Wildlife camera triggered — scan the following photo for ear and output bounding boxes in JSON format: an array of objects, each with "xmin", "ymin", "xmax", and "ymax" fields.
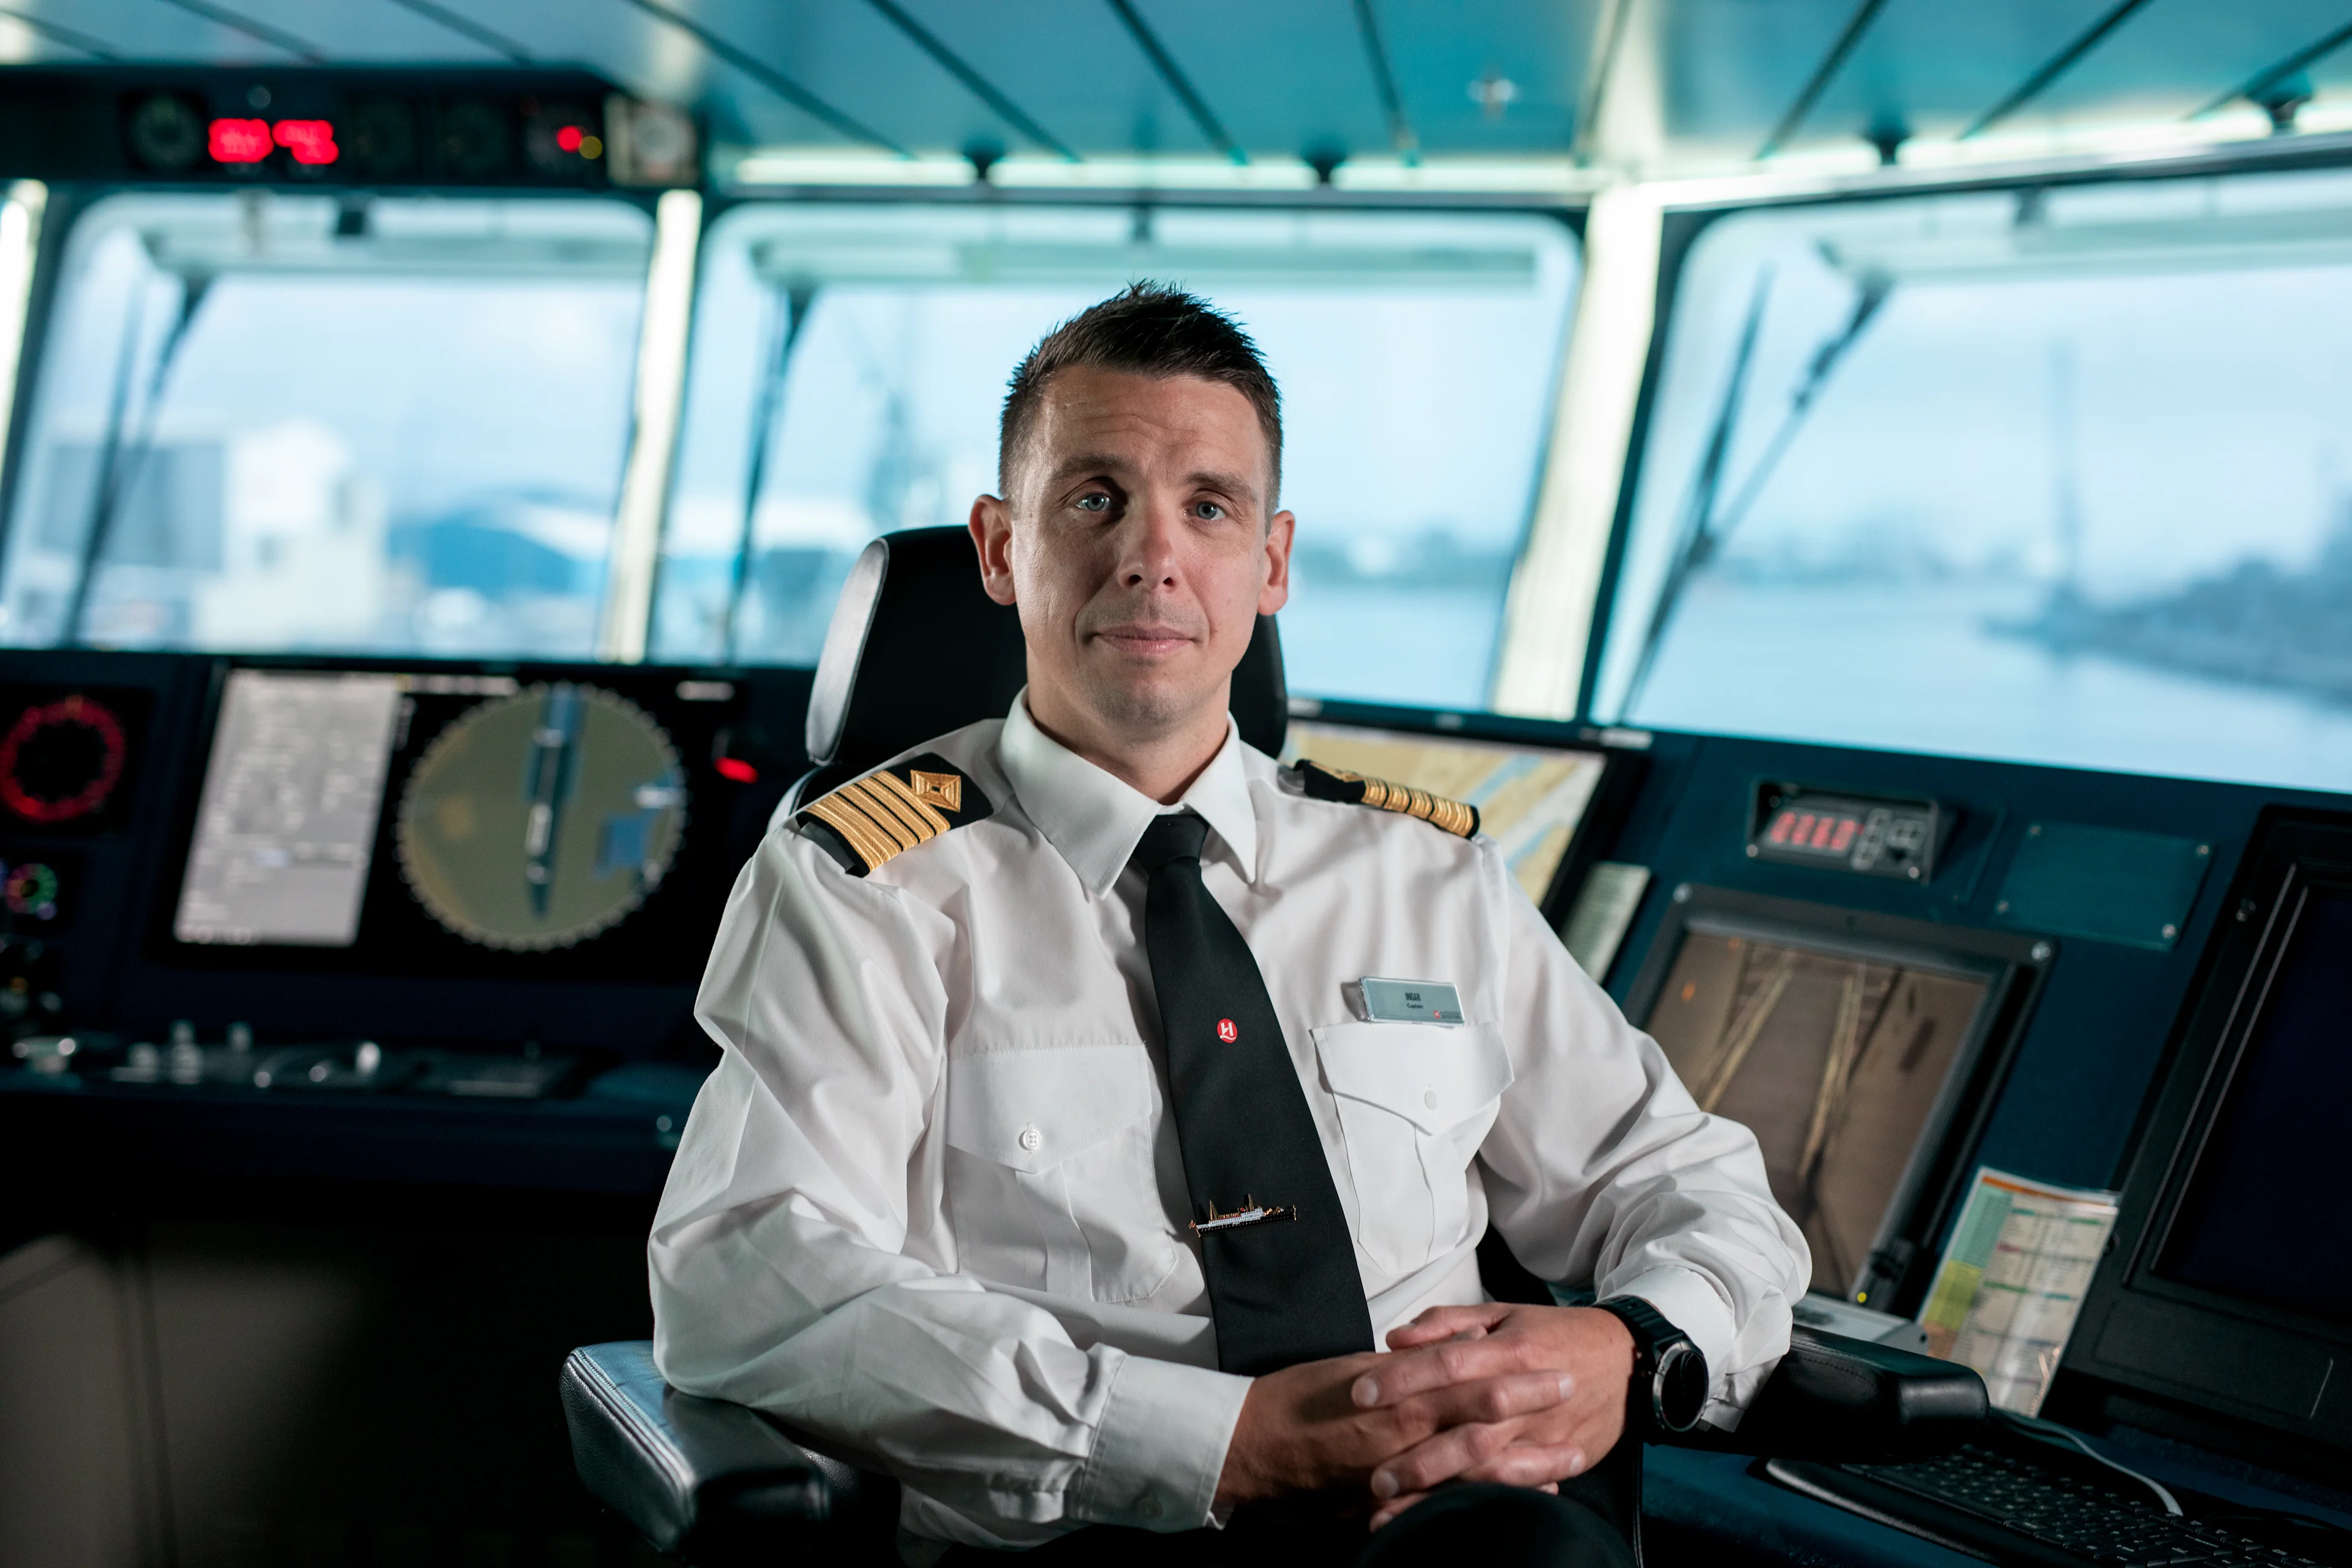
[
  {"xmin": 1257, "ymin": 509, "xmax": 1295, "ymax": 616},
  {"xmin": 971, "ymin": 494, "xmax": 1018, "ymax": 607}
]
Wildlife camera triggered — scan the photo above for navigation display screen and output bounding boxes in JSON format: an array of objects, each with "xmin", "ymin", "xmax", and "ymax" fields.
[
  {"xmin": 1643, "ymin": 926, "xmax": 1992, "ymax": 1298},
  {"xmin": 163, "ymin": 665, "xmax": 741, "ymax": 979},
  {"xmin": 1283, "ymin": 721, "xmax": 1609, "ymax": 907}
]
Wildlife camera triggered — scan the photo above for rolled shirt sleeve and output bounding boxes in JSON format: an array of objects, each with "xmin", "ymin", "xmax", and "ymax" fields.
[
  {"xmin": 1474, "ymin": 849, "xmax": 1812, "ymax": 1428},
  {"xmin": 649, "ymin": 830, "xmax": 1245, "ymax": 1544}
]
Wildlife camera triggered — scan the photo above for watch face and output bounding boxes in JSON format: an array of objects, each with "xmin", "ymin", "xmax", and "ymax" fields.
[{"xmin": 1655, "ymin": 1343, "xmax": 1709, "ymax": 1433}]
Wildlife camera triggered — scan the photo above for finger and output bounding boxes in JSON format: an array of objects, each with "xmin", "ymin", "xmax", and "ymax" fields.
[
  {"xmin": 1370, "ymin": 1417, "xmax": 1525, "ymax": 1501},
  {"xmin": 1394, "ymin": 1371, "xmax": 1577, "ymax": 1434},
  {"xmin": 1354, "ymin": 1329, "xmax": 1551, "ymax": 1407},
  {"xmin": 1384, "ymin": 1304, "xmax": 1508, "ymax": 1351},
  {"xmin": 1458, "ymin": 1441, "xmax": 1589, "ymax": 1489}
]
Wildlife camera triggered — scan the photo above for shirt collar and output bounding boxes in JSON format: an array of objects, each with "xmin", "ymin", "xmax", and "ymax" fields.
[{"xmin": 998, "ymin": 691, "xmax": 1261, "ymax": 897}]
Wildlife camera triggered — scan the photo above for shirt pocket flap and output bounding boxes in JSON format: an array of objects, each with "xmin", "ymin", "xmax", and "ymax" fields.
[
  {"xmin": 1313, "ymin": 1022, "xmax": 1513, "ymax": 1135},
  {"xmin": 945, "ymin": 1046, "xmax": 1155, "ymax": 1174}
]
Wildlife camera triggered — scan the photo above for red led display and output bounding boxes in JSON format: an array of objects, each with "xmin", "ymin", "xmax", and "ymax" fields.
[
  {"xmin": 207, "ymin": 117, "xmax": 339, "ymax": 167},
  {"xmin": 208, "ymin": 117, "xmax": 272, "ymax": 163},
  {"xmin": 273, "ymin": 119, "xmax": 338, "ymax": 165},
  {"xmin": 1766, "ymin": 807, "xmax": 1863, "ymax": 858},
  {"xmin": 557, "ymin": 124, "xmax": 584, "ymax": 153}
]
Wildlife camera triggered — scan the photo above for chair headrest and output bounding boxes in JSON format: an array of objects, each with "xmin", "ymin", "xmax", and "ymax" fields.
[{"xmin": 804, "ymin": 527, "xmax": 1288, "ymax": 790}]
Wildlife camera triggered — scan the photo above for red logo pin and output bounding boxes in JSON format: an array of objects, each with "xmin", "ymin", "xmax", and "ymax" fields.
[{"xmin": 1216, "ymin": 1019, "xmax": 1238, "ymax": 1042}]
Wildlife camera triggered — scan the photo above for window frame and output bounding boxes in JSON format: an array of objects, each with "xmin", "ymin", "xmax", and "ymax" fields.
[
  {"xmin": 1578, "ymin": 135, "xmax": 2352, "ymax": 726},
  {"xmin": 0, "ymin": 180, "xmax": 667, "ymax": 657},
  {"xmin": 655, "ymin": 181, "xmax": 1588, "ymax": 695}
]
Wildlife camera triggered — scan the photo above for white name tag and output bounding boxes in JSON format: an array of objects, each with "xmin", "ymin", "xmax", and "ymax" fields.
[{"xmin": 1355, "ymin": 976, "xmax": 1464, "ymax": 1025}]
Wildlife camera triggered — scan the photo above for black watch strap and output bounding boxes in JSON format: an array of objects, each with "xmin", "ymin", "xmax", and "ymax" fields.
[{"xmin": 1594, "ymin": 1295, "xmax": 1710, "ymax": 1436}]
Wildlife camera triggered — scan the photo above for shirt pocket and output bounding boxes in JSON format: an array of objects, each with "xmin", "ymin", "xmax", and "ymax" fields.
[
  {"xmin": 943, "ymin": 1045, "xmax": 1180, "ymax": 1304},
  {"xmin": 1312, "ymin": 1022, "xmax": 1515, "ymax": 1276}
]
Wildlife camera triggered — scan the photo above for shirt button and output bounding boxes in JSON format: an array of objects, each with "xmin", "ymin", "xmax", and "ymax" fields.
[
  {"xmin": 1422, "ymin": 1090, "xmax": 1439, "ymax": 1110},
  {"xmin": 1018, "ymin": 1125, "xmax": 1042, "ymax": 1152}
]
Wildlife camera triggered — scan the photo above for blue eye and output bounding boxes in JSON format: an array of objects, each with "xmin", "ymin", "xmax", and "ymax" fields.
[
  {"xmin": 1075, "ymin": 492, "xmax": 1110, "ymax": 513},
  {"xmin": 1194, "ymin": 502, "xmax": 1225, "ymax": 520}
]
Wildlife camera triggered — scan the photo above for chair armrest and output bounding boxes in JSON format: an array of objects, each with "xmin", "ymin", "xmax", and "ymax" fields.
[
  {"xmin": 560, "ymin": 1341, "xmax": 895, "ymax": 1564},
  {"xmin": 1662, "ymin": 1325, "xmax": 1989, "ymax": 1463}
]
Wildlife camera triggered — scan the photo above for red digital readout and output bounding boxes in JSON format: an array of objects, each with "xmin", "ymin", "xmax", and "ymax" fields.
[
  {"xmin": 273, "ymin": 119, "xmax": 338, "ymax": 165},
  {"xmin": 208, "ymin": 117, "xmax": 272, "ymax": 163},
  {"xmin": 207, "ymin": 117, "xmax": 339, "ymax": 167},
  {"xmin": 1766, "ymin": 808, "xmax": 1862, "ymax": 857}
]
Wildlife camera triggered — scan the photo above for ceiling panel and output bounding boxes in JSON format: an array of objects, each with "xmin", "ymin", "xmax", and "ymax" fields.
[
  {"xmin": 0, "ymin": 4, "xmax": 113, "ymax": 58},
  {"xmin": 448, "ymin": 0, "xmax": 869, "ymax": 146},
  {"xmin": 1658, "ymin": 0, "xmax": 1860, "ymax": 144},
  {"xmin": 1375, "ymin": 0, "xmax": 1598, "ymax": 153},
  {"xmin": 681, "ymin": 0, "xmax": 1063, "ymax": 156},
  {"xmin": 1129, "ymin": 0, "xmax": 1387, "ymax": 159},
  {"xmin": 887, "ymin": 0, "xmax": 1215, "ymax": 157},
  {"xmin": 15, "ymin": 0, "xmax": 311, "ymax": 61},
  {"xmin": 205, "ymin": 0, "xmax": 513, "ymax": 63},
  {"xmin": 1780, "ymin": 0, "xmax": 2140, "ymax": 151},
  {"xmin": 2030, "ymin": 0, "xmax": 2352, "ymax": 123}
]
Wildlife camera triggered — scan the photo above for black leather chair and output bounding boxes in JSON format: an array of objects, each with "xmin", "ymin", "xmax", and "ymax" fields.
[{"xmin": 564, "ymin": 526, "xmax": 1989, "ymax": 1564}]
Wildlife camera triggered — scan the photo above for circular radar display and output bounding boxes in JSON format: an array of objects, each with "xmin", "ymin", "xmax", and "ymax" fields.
[
  {"xmin": 396, "ymin": 684, "xmax": 688, "ymax": 951},
  {"xmin": 0, "ymin": 695, "xmax": 129, "ymax": 824}
]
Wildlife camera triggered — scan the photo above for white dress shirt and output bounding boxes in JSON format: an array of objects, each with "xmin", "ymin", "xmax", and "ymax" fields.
[{"xmin": 650, "ymin": 695, "xmax": 1808, "ymax": 1555}]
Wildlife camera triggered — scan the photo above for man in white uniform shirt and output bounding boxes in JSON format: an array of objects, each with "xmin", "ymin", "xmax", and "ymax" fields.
[{"xmin": 650, "ymin": 285, "xmax": 1808, "ymax": 1565}]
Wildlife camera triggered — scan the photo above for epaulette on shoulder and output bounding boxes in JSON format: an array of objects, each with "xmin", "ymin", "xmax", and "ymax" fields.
[
  {"xmin": 794, "ymin": 753, "xmax": 994, "ymax": 876},
  {"xmin": 1291, "ymin": 758, "xmax": 1479, "ymax": 839}
]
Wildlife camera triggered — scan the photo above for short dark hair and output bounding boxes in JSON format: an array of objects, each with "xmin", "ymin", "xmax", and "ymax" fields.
[{"xmin": 999, "ymin": 282, "xmax": 1283, "ymax": 505}]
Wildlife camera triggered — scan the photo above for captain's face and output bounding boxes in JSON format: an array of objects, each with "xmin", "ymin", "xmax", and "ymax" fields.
[{"xmin": 975, "ymin": 367, "xmax": 1293, "ymax": 738}]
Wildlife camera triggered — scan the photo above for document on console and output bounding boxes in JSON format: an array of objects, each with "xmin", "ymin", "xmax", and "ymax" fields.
[{"xmin": 1918, "ymin": 1166, "xmax": 2120, "ymax": 1417}]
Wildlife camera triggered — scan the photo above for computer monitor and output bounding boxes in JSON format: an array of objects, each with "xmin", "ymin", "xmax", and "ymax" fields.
[
  {"xmin": 2068, "ymin": 810, "xmax": 2352, "ymax": 1461},
  {"xmin": 1280, "ymin": 699, "xmax": 1641, "ymax": 922},
  {"xmin": 148, "ymin": 660, "xmax": 752, "ymax": 994},
  {"xmin": 1624, "ymin": 887, "xmax": 2049, "ymax": 1311}
]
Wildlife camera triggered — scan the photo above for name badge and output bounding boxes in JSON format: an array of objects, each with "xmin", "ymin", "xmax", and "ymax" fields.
[{"xmin": 1356, "ymin": 976, "xmax": 1464, "ymax": 1025}]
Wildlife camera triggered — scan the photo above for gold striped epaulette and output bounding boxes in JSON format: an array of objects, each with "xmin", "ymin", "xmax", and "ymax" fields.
[
  {"xmin": 1292, "ymin": 758, "xmax": 1479, "ymax": 839},
  {"xmin": 794, "ymin": 753, "xmax": 994, "ymax": 876}
]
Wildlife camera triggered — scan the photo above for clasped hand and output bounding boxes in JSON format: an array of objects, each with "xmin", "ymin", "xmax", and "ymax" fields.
[{"xmin": 1213, "ymin": 1303, "xmax": 1637, "ymax": 1529}]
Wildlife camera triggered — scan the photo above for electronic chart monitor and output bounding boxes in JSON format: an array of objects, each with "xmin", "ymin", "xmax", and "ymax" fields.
[
  {"xmin": 1626, "ymin": 888, "xmax": 2049, "ymax": 1311},
  {"xmin": 2070, "ymin": 810, "xmax": 2352, "ymax": 1457},
  {"xmin": 157, "ymin": 662, "xmax": 747, "ymax": 984},
  {"xmin": 1281, "ymin": 700, "xmax": 1637, "ymax": 922}
]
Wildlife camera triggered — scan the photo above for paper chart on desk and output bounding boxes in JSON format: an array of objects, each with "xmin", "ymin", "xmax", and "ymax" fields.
[{"xmin": 1918, "ymin": 1166, "xmax": 2120, "ymax": 1417}]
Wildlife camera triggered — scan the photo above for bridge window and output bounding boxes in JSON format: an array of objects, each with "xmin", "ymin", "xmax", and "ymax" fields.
[
  {"xmin": 653, "ymin": 203, "xmax": 1578, "ymax": 710},
  {"xmin": 0, "ymin": 192, "xmax": 652, "ymax": 658},
  {"xmin": 1593, "ymin": 168, "xmax": 2352, "ymax": 793}
]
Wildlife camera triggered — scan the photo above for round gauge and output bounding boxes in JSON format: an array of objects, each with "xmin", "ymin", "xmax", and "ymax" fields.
[
  {"xmin": 126, "ymin": 92, "xmax": 205, "ymax": 172},
  {"xmin": 0, "ymin": 695, "xmax": 129, "ymax": 825},
  {"xmin": 395, "ymin": 684, "xmax": 687, "ymax": 952},
  {"xmin": 4, "ymin": 862, "xmax": 59, "ymax": 922}
]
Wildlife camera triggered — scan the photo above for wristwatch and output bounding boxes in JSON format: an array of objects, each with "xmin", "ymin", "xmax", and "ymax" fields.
[{"xmin": 1594, "ymin": 1295, "xmax": 1709, "ymax": 1437}]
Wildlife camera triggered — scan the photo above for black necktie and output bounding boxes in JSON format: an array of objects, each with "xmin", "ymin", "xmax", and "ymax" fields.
[{"xmin": 1131, "ymin": 813, "xmax": 1374, "ymax": 1376}]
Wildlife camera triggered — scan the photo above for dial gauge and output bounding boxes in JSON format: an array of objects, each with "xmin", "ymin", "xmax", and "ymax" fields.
[
  {"xmin": 394, "ymin": 684, "xmax": 687, "ymax": 951},
  {"xmin": 0, "ymin": 695, "xmax": 130, "ymax": 825}
]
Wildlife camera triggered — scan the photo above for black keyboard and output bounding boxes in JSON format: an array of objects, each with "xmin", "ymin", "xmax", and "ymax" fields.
[{"xmin": 1766, "ymin": 1441, "xmax": 2350, "ymax": 1568}]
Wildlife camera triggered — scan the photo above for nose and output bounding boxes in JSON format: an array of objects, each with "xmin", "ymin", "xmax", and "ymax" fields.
[{"xmin": 1117, "ymin": 494, "xmax": 1186, "ymax": 592}]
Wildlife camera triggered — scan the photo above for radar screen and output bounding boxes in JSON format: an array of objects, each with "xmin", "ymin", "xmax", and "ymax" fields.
[
  {"xmin": 396, "ymin": 685, "xmax": 687, "ymax": 951},
  {"xmin": 1626, "ymin": 889, "xmax": 2046, "ymax": 1309},
  {"xmin": 1644, "ymin": 929, "xmax": 1989, "ymax": 1298},
  {"xmin": 0, "ymin": 685, "xmax": 150, "ymax": 833},
  {"xmin": 164, "ymin": 665, "xmax": 744, "ymax": 981}
]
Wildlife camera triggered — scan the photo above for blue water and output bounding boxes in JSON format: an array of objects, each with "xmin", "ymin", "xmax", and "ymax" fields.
[{"xmin": 1627, "ymin": 579, "xmax": 2352, "ymax": 796}]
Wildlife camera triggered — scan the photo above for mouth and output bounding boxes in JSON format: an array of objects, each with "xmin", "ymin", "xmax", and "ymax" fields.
[{"xmin": 1090, "ymin": 623, "xmax": 1198, "ymax": 659}]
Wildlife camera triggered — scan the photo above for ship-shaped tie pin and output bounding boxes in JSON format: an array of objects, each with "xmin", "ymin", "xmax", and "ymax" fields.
[{"xmin": 1190, "ymin": 1196, "xmax": 1298, "ymax": 1236}]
